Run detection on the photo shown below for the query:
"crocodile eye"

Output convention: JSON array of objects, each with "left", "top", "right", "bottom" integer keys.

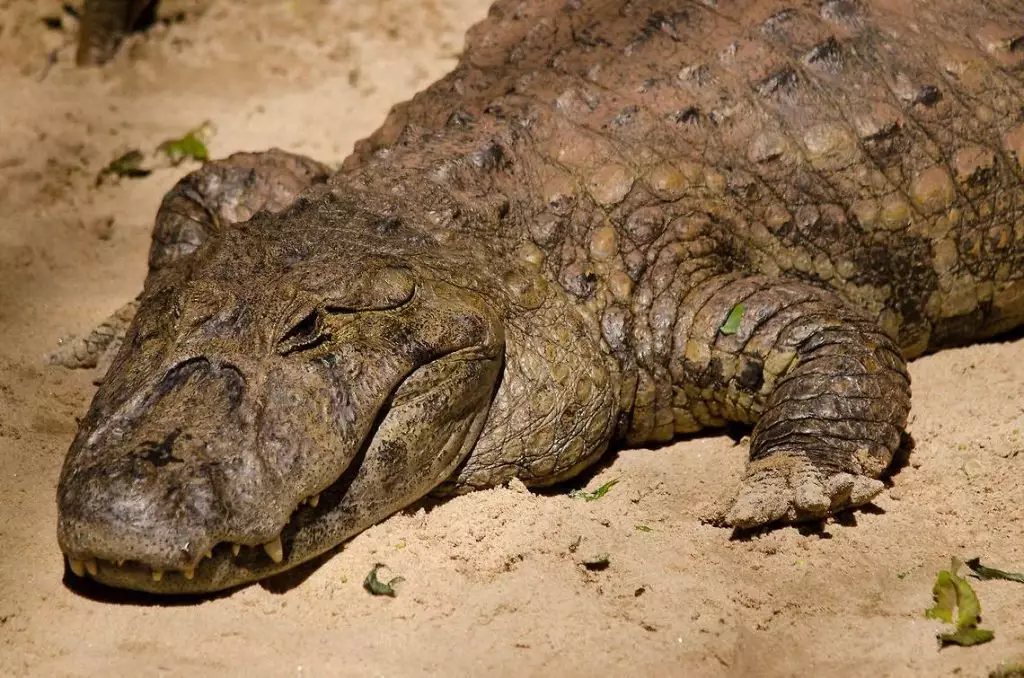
[{"left": 277, "top": 309, "right": 330, "bottom": 356}]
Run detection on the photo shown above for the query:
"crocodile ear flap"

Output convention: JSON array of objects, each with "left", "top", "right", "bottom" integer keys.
[{"left": 303, "top": 266, "right": 417, "bottom": 313}]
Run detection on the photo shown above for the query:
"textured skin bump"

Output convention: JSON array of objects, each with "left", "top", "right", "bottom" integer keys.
[{"left": 58, "top": 0, "right": 1023, "bottom": 593}]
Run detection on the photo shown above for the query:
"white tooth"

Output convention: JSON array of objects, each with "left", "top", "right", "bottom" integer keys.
[
  {"left": 308, "top": 494, "right": 320, "bottom": 508},
  {"left": 182, "top": 567, "right": 195, "bottom": 580},
  {"left": 84, "top": 559, "right": 98, "bottom": 576},
  {"left": 152, "top": 569, "right": 163, "bottom": 582},
  {"left": 263, "top": 536, "right": 283, "bottom": 563},
  {"left": 204, "top": 550, "right": 212, "bottom": 560},
  {"left": 69, "top": 558, "right": 86, "bottom": 577},
  {"left": 231, "top": 543, "right": 241, "bottom": 556},
  {"left": 115, "top": 560, "right": 125, "bottom": 567}
]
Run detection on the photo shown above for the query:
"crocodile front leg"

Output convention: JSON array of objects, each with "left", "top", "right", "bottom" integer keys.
[
  {"left": 51, "top": 149, "right": 330, "bottom": 370},
  {"left": 49, "top": 299, "right": 140, "bottom": 370},
  {"left": 669, "top": 275, "right": 910, "bottom": 527}
]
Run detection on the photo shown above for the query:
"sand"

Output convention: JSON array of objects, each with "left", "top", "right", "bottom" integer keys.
[{"left": 1, "top": 1, "right": 1022, "bottom": 676}]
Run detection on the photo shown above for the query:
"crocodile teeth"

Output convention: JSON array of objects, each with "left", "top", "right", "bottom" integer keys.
[
  {"left": 263, "top": 536, "right": 283, "bottom": 563},
  {"left": 115, "top": 560, "right": 125, "bottom": 567},
  {"left": 84, "top": 559, "right": 98, "bottom": 576},
  {"left": 182, "top": 567, "right": 195, "bottom": 580},
  {"left": 68, "top": 558, "right": 86, "bottom": 577},
  {"left": 203, "top": 550, "right": 213, "bottom": 560},
  {"left": 152, "top": 569, "right": 163, "bottom": 582},
  {"left": 231, "top": 543, "right": 241, "bottom": 556},
  {"left": 308, "top": 494, "right": 320, "bottom": 508}
]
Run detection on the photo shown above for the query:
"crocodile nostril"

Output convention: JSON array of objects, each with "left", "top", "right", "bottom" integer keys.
[
  {"left": 157, "top": 358, "right": 246, "bottom": 410},
  {"left": 135, "top": 429, "right": 186, "bottom": 468}
]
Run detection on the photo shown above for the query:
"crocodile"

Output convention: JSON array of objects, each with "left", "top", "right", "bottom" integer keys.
[{"left": 57, "top": 0, "right": 1024, "bottom": 594}]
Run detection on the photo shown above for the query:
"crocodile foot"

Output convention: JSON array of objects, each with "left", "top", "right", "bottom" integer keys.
[
  {"left": 48, "top": 299, "right": 138, "bottom": 373},
  {"left": 722, "top": 453, "right": 885, "bottom": 528}
]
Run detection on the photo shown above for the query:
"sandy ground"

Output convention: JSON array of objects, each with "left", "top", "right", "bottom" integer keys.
[{"left": 1, "top": 1, "right": 1023, "bottom": 676}]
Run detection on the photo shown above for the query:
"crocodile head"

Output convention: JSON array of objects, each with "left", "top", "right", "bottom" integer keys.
[{"left": 56, "top": 196, "right": 505, "bottom": 593}]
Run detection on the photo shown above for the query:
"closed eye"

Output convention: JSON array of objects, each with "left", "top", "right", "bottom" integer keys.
[
  {"left": 277, "top": 309, "right": 330, "bottom": 356},
  {"left": 277, "top": 282, "right": 419, "bottom": 356}
]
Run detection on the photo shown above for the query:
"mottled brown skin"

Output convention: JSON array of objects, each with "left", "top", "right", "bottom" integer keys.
[{"left": 57, "top": 0, "right": 1024, "bottom": 593}]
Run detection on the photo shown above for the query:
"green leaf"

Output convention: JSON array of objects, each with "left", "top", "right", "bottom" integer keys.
[
  {"left": 952, "top": 572, "right": 983, "bottom": 629},
  {"left": 97, "top": 149, "right": 152, "bottom": 184},
  {"left": 926, "top": 570, "right": 956, "bottom": 623},
  {"left": 966, "top": 558, "right": 1024, "bottom": 584},
  {"left": 989, "top": 663, "right": 1024, "bottom": 678},
  {"left": 939, "top": 627, "right": 995, "bottom": 647},
  {"left": 157, "top": 122, "right": 212, "bottom": 166},
  {"left": 720, "top": 303, "right": 745, "bottom": 335},
  {"left": 362, "top": 563, "right": 404, "bottom": 597},
  {"left": 925, "top": 559, "right": 996, "bottom": 648},
  {"left": 569, "top": 478, "right": 619, "bottom": 502},
  {"left": 634, "top": 524, "right": 652, "bottom": 532}
]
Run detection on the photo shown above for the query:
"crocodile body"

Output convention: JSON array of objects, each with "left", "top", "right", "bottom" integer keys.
[{"left": 57, "top": 0, "right": 1024, "bottom": 593}]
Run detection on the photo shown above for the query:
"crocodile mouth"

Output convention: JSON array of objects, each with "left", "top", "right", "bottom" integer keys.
[
  {"left": 65, "top": 488, "right": 326, "bottom": 584},
  {"left": 59, "top": 341, "right": 499, "bottom": 594},
  {"left": 64, "top": 494, "right": 350, "bottom": 592},
  {"left": 60, "top": 376, "right": 402, "bottom": 593}
]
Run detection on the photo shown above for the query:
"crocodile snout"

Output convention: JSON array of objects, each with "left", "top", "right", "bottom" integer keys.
[{"left": 57, "top": 358, "right": 278, "bottom": 575}]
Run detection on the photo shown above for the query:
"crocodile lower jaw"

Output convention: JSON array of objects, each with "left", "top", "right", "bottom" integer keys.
[{"left": 63, "top": 492, "right": 322, "bottom": 586}]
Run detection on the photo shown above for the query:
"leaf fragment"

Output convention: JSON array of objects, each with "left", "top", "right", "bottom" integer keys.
[
  {"left": 925, "top": 558, "right": 995, "bottom": 647},
  {"left": 363, "top": 563, "right": 404, "bottom": 597},
  {"left": 952, "top": 572, "right": 983, "bottom": 630},
  {"left": 939, "top": 627, "right": 995, "bottom": 647},
  {"left": 157, "top": 122, "right": 213, "bottom": 166},
  {"left": 570, "top": 478, "right": 619, "bottom": 502},
  {"left": 97, "top": 149, "right": 152, "bottom": 185},
  {"left": 925, "top": 570, "right": 956, "bottom": 623},
  {"left": 720, "top": 303, "right": 745, "bottom": 335},
  {"left": 989, "top": 662, "right": 1024, "bottom": 678},
  {"left": 634, "top": 524, "right": 652, "bottom": 532},
  {"left": 966, "top": 558, "right": 1024, "bottom": 584}
]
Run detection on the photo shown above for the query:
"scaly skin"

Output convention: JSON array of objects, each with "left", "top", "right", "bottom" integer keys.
[{"left": 56, "top": 0, "right": 1024, "bottom": 593}]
